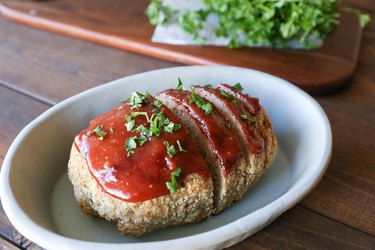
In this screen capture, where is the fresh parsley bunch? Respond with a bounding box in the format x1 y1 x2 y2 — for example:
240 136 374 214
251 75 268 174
147 0 342 49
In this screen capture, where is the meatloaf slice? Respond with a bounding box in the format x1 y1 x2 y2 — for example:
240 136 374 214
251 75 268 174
217 84 278 179
156 89 248 214
192 85 277 188
68 96 213 236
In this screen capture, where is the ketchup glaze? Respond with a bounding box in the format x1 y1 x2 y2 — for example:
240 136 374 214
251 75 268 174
74 97 210 202
193 86 264 154
162 89 243 175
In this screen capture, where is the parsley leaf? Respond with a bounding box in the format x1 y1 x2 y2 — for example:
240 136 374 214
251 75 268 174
150 112 165 136
177 140 187 152
220 90 234 99
241 114 249 120
136 134 149 146
233 83 244 92
164 121 176 133
164 141 177 158
109 126 114 134
87 125 107 140
153 99 163 108
147 0 344 49
131 111 150 122
201 102 212 115
189 90 212 115
127 92 148 109
166 167 181 193
125 136 137 156
251 119 258 126
125 120 135 132
177 77 183 90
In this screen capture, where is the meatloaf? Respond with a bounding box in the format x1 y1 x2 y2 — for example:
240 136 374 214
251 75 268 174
68 81 277 236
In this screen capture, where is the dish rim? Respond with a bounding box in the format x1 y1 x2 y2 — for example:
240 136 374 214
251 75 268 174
0 65 332 250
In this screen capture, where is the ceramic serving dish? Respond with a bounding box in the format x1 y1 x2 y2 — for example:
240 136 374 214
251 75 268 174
0 66 332 249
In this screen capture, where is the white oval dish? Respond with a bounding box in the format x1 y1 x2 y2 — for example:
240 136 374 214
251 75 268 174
0 66 331 250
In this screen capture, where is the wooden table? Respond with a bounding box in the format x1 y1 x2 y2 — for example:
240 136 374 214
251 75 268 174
0 3 374 250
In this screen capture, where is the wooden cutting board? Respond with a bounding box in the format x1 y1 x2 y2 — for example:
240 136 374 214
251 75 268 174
0 0 363 94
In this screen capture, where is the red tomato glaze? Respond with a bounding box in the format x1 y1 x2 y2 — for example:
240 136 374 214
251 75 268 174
193 86 264 154
217 84 261 115
74 97 210 202
162 89 243 175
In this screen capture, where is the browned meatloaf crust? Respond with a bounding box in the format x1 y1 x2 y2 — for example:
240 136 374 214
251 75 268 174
67 83 277 236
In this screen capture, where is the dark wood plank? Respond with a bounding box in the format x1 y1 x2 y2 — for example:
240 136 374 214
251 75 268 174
232 206 375 250
0 87 50 162
0 86 50 249
300 17 375 235
0 0 364 94
0 236 21 250
0 14 179 105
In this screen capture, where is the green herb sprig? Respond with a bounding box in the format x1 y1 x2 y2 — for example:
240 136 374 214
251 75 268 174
166 167 181 193
86 125 107 141
127 92 149 109
147 0 343 49
190 90 212 115
124 108 182 157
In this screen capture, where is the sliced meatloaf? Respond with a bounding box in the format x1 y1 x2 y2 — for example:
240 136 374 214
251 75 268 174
156 89 248 214
68 82 278 236
217 83 278 180
192 85 277 188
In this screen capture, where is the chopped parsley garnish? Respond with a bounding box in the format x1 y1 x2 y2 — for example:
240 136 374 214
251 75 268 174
241 114 249 120
233 83 244 92
176 140 187 152
125 119 135 132
164 121 181 133
220 89 234 99
137 134 149 146
153 99 163 108
201 102 212 114
164 141 177 158
163 117 171 125
125 136 137 156
150 112 165 136
232 99 241 104
177 77 183 90
189 90 212 115
127 92 149 109
131 111 150 122
251 119 258 126
86 125 107 140
204 84 213 89
166 167 181 193
147 0 344 49
109 126 114 134
135 124 152 137
152 109 163 115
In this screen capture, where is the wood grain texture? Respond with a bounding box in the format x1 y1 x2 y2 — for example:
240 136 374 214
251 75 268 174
0 14 179 105
0 86 50 249
0 0 364 94
300 16 375 235
0 236 20 250
232 206 375 250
